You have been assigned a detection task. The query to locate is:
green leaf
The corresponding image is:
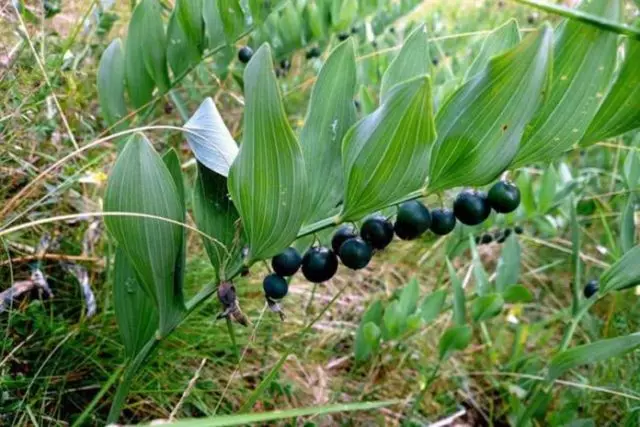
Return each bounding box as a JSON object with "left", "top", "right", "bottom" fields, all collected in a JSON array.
[
  {"left": 97, "top": 39, "right": 127, "bottom": 129},
  {"left": 113, "top": 248, "right": 158, "bottom": 358},
  {"left": 582, "top": 39, "right": 640, "bottom": 144},
  {"left": 513, "top": 0, "right": 640, "bottom": 40},
  {"left": 601, "top": 245, "right": 640, "bottom": 291},
  {"left": 184, "top": 98, "right": 239, "bottom": 177},
  {"left": 218, "top": 0, "right": 246, "bottom": 42},
  {"left": 299, "top": 40, "right": 357, "bottom": 223},
  {"left": 203, "top": 0, "right": 226, "bottom": 49},
  {"left": 194, "top": 162, "right": 244, "bottom": 281},
  {"left": 548, "top": 333, "right": 640, "bottom": 381},
  {"left": 124, "top": 29, "right": 154, "bottom": 107},
  {"left": 439, "top": 325, "right": 472, "bottom": 360},
  {"left": 331, "top": 0, "right": 358, "bottom": 31},
  {"left": 502, "top": 284, "right": 533, "bottom": 303},
  {"left": 447, "top": 258, "right": 466, "bottom": 326},
  {"left": 470, "top": 236, "right": 490, "bottom": 295},
  {"left": 341, "top": 75, "right": 435, "bottom": 220},
  {"left": 129, "top": 0, "right": 170, "bottom": 93},
  {"left": 358, "top": 85, "right": 375, "bottom": 115},
  {"left": 464, "top": 19, "right": 520, "bottom": 82},
  {"left": 167, "top": 0, "right": 204, "bottom": 77},
  {"left": 398, "top": 277, "right": 420, "bottom": 318},
  {"left": 537, "top": 164, "right": 557, "bottom": 214},
  {"left": 419, "top": 289, "right": 446, "bottom": 323},
  {"left": 354, "top": 300, "right": 383, "bottom": 362},
  {"left": 512, "top": 0, "right": 621, "bottom": 167},
  {"left": 154, "top": 400, "right": 401, "bottom": 426},
  {"left": 471, "top": 293, "right": 504, "bottom": 322},
  {"left": 495, "top": 235, "right": 521, "bottom": 292},
  {"left": 228, "top": 44, "right": 308, "bottom": 261},
  {"left": 517, "top": 171, "right": 537, "bottom": 215},
  {"left": 621, "top": 195, "right": 636, "bottom": 255},
  {"left": 623, "top": 150, "right": 640, "bottom": 191},
  {"left": 278, "top": 2, "right": 304, "bottom": 50},
  {"left": 104, "top": 134, "right": 185, "bottom": 333},
  {"left": 429, "top": 25, "right": 553, "bottom": 190},
  {"left": 162, "top": 148, "right": 185, "bottom": 207},
  {"left": 380, "top": 24, "right": 430, "bottom": 103},
  {"left": 382, "top": 301, "right": 402, "bottom": 339}
]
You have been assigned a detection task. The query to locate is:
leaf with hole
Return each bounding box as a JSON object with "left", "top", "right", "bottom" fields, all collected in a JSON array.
[
  {"left": 299, "top": 40, "right": 357, "bottom": 223},
  {"left": 228, "top": 44, "right": 308, "bottom": 261},
  {"left": 429, "top": 25, "right": 553, "bottom": 190},
  {"left": 104, "top": 134, "right": 185, "bottom": 333},
  {"left": 341, "top": 75, "right": 435, "bottom": 220},
  {"left": 97, "top": 39, "right": 127, "bottom": 129},
  {"left": 512, "top": 0, "right": 621, "bottom": 166},
  {"left": 184, "top": 97, "right": 239, "bottom": 177}
]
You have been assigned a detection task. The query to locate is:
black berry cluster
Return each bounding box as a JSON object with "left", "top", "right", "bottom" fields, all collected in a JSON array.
[
  {"left": 474, "top": 226, "right": 524, "bottom": 245},
  {"left": 454, "top": 180, "right": 521, "bottom": 227}
]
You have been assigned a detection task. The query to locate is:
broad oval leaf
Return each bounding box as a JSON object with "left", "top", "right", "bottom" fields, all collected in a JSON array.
[
  {"left": 439, "top": 325, "right": 472, "bottom": 360},
  {"left": 167, "top": 0, "right": 204, "bottom": 77},
  {"left": 218, "top": 0, "right": 246, "bottom": 42},
  {"left": 600, "top": 245, "right": 640, "bottom": 291},
  {"left": 194, "top": 162, "right": 245, "bottom": 281},
  {"left": 502, "top": 284, "right": 534, "bottom": 303},
  {"left": 382, "top": 300, "right": 403, "bottom": 339},
  {"left": 582, "top": 38, "right": 640, "bottom": 145},
  {"left": 429, "top": 24, "right": 553, "bottom": 191},
  {"left": 299, "top": 40, "right": 357, "bottom": 223},
  {"left": 548, "top": 332, "right": 640, "bottom": 381},
  {"left": 380, "top": 24, "right": 430, "bottom": 103},
  {"left": 104, "top": 134, "right": 185, "bottom": 333},
  {"left": 419, "top": 289, "right": 446, "bottom": 323},
  {"left": 125, "top": 29, "right": 154, "bottom": 108},
  {"left": 98, "top": 39, "right": 127, "bottom": 129},
  {"left": 495, "top": 235, "right": 521, "bottom": 292},
  {"left": 184, "top": 97, "right": 239, "bottom": 177},
  {"left": 228, "top": 44, "right": 308, "bottom": 261},
  {"left": 512, "top": 0, "right": 621, "bottom": 167},
  {"left": 341, "top": 75, "right": 435, "bottom": 220},
  {"left": 278, "top": 2, "right": 304, "bottom": 51},
  {"left": 203, "top": 0, "right": 226, "bottom": 49},
  {"left": 471, "top": 293, "right": 504, "bottom": 322},
  {"left": 354, "top": 300, "right": 384, "bottom": 362},
  {"left": 464, "top": 19, "right": 520, "bottom": 82},
  {"left": 331, "top": 0, "right": 358, "bottom": 31},
  {"left": 113, "top": 248, "right": 158, "bottom": 358},
  {"left": 398, "top": 277, "right": 420, "bottom": 318}
]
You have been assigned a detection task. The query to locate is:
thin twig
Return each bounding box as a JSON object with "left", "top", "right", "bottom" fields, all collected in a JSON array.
[{"left": 169, "top": 358, "right": 207, "bottom": 421}]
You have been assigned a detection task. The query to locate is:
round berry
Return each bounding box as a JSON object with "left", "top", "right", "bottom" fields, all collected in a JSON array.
[
  {"left": 337, "top": 32, "right": 349, "bottom": 41},
  {"left": 263, "top": 274, "right": 288, "bottom": 300},
  {"left": 430, "top": 208, "right": 456, "bottom": 235},
  {"left": 480, "top": 233, "right": 493, "bottom": 245},
  {"left": 301, "top": 247, "right": 338, "bottom": 283},
  {"left": 238, "top": 46, "right": 253, "bottom": 64},
  {"left": 503, "top": 228, "right": 512, "bottom": 238},
  {"left": 453, "top": 189, "right": 492, "bottom": 226},
  {"left": 271, "top": 247, "right": 302, "bottom": 276},
  {"left": 488, "top": 181, "right": 521, "bottom": 213},
  {"left": 306, "top": 46, "right": 321, "bottom": 59},
  {"left": 360, "top": 215, "right": 394, "bottom": 249},
  {"left": 331, "top": 224, "right": 358, "bottom": 254},
  {"left": 394, "top": 201, "right": 431, "bottom": 240},
  {"left": 280, "top": 58, "right": 291, "bottom": 71},
  {"left": 514, "top": 225, "right": 524, "bottom": 234},
  {"left": 339, "top": 237, "right": 373, "bottom": 270},
  {"left": 583, "top": 280, "right": 599, "bottom": 299}
]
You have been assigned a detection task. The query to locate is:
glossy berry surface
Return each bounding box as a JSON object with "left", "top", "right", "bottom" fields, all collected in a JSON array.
[
  {"left": 453, "top": 189, "right": 492, "bottom": 226},
  {"left": 238, "top": 46, "right": 253, "bottom": 64},
  {"left": 480, "top": 234, "right": 493, "bottom": 244},
  {"left": 430, "top": 208, "right": 456, "bottom": 235},
  {"left": 306, "top": 47, "right": 321, "bottom": 59},
  {"left": 360, "top": 215, "right": 394, "bottom": 249},
  {"left": 331, "top": 224, "right": 358, "bottom": 254},
  {"left": 488, "top": 181, "right": 521, "bottom": 213},
  {"left": 271, "top": 247, "right": 302, "bottom": 277},
  {"left": 394, "top": 201, "right": 431, "bottom": 240},
  {"left": 339, "top": 237, "right": 373, "bottom": 270},
  {"left": 263, "top": 274, "right": 288, "bottom": 300},
  {"left": 302, "top": 247, "right": 338, "bottom": 283},
  {"left": 514, "top": 226, "right": 524, "bottom": 234},
  {"left": 583, "top": 280, "right": 599, "bottom": 298}
]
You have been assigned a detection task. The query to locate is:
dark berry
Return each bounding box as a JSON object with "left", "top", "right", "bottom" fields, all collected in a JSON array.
[
  {"left": 388, "top": 26, "right": 395, "bottom": 33},
  {"left": 301, "top": 247, "right": 338, "bottom": 283},
  {"left": 263, "top": 274, "right": 288, "bottom": 300},
  {"left": 280, "top": 58, "right": 291, "bottom": 70},
  {"left": 432, "top": 57, "right": 439, "bottom": 66},
  {"left": 394, "top": 200, "right": 431, "bottom": 240},
  {"left": 453, "top": 189, "right": 492, "bottom": 226},
  {"left": 527, "top": 14, "right": 536, "bottom": 24},
  {"left": 360, "top": 215, "right": 394, "bottom": 249},
  {"left": 497, "top": 236, "right": 506, "bottom": 244},
  {"left": 430, "top": 208, "right": 456, "bottom": 235},
  {"left": 331, "top": 224, "right": 358, "bottom": 254},
  {"left": 271, "top": 247, "right": 302, "bottom": 276},
  {"left": 488, "top": 181, "right": 521, "bottom": 213},
  {"left": 337, "top": 32, "right": 349, "bottom": 41},
  {"left": 371, "top": 40, "right": 378, "bottom": 49},
  {"left": 338, "top": 237, "right": 373, "bottom": 270},
  {"left": 354, "top": 99, "right": 361, "bottom": 112},
  {"left": 583, "top": 280, "right": 599, "bottom": 298},
  {"left": 480, "top": 234, "right": 493, "bottom": 244},
  {"left": 514, "top": 226, "right": 524, "bottom": 234},
  {"left": 503, "top": 228, "right": 512, "bottom": 238},
  {"left": 306, "top": 46, "right": 321, "bottom": 59},
  {"left": 238, "top": 46, "right": 253, "bottom": 64},
  {"left": 351, "top": 26, "right": 359, "bottom": 34},
  {"left": 474, "top": 235, "right": 481, "bottom": 244}
]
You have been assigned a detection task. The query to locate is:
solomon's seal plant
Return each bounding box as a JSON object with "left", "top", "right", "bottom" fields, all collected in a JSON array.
[{"left": 95, "top": 0, "right": 640, "bottom": 423}]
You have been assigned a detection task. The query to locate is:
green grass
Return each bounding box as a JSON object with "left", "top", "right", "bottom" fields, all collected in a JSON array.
[{"left": 2, "top": 0, "right": 640, "bottom": 425}]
